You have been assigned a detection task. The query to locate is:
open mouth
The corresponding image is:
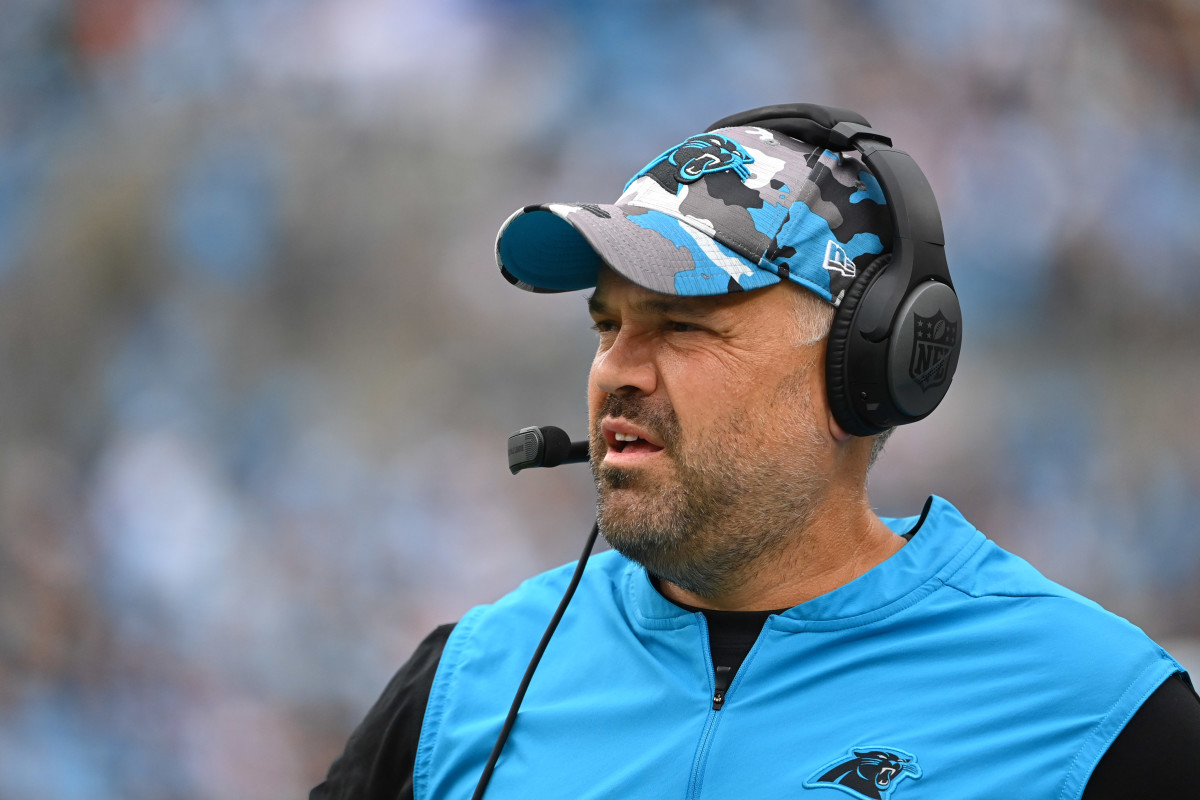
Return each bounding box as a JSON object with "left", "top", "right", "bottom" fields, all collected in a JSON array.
[
  {"left": 609, "top": 432, "right": 664, "bottom": 455},
  {"left": 601, "top": 421, "right": 666, "bottom": 458}
]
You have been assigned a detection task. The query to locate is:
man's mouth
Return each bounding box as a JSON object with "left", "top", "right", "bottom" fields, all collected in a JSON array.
[
  {"left": 601, "top": 420, "right": 666, "bottom": 462},
  {"left": 611, "top": 432, "right": 664, "bottom": 454}
]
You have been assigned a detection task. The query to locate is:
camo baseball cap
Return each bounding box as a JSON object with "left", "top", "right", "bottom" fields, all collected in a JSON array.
[{"left": 495, "top": 125, "right": 893, "bottom": 306}]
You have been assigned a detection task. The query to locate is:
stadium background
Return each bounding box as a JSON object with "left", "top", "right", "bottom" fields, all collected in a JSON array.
[{"left": 1, "top": 1, "right": 1199, "bottom": 796}]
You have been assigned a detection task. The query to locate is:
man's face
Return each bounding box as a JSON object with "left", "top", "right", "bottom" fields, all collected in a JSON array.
[{"left": 587, "top": 268, "right": 837, "bottom": 600}]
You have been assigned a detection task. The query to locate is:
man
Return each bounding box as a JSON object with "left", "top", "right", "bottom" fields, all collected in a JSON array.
[{"left": 313, "top": 105, "right": 1200, "bottom": 799}]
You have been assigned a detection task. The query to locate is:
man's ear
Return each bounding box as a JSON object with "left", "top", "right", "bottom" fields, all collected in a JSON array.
[{"left": 828, "top": 409, "right": 852, "bottom": 443}]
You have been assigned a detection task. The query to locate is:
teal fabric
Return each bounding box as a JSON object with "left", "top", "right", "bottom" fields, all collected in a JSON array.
[{"left": 414, "top": 497, "right": 1183, "bottom": 799}]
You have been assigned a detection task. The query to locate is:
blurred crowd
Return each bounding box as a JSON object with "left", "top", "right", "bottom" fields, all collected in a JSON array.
[{"left": 2, "top": 0, "right": 1199, "bottom": 797}]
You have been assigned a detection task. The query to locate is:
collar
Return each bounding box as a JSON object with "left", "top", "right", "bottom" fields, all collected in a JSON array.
[{"left": 624, "top": 496, "right": 985, "bottom": 632}]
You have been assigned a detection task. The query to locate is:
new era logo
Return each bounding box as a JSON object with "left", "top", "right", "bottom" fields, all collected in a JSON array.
[{"left": 824, "top": 240, "right": 856, "bottom": 278}]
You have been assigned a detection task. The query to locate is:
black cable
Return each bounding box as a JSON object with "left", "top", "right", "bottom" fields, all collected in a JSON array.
[{"left": 470, "top": 519, "right": 601, "bottom": 799}]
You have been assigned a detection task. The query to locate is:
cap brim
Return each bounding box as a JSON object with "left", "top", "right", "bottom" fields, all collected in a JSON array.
[{"left": 496, "top": 203, "right": 780, "bottom": 297}]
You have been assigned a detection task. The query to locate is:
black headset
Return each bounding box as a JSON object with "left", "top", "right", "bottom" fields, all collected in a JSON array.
[{"left": 707, "top": 103, "right": 962, "bottom": 437}]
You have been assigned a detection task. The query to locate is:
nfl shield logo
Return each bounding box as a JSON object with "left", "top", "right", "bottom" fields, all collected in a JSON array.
[{"left": 909, "top": 311, "right": 957, "bottom": 391}]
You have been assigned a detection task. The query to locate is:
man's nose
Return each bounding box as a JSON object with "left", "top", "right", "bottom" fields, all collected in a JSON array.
[{"left": 591, "top": 332, "right": 658, "bottom": 397}]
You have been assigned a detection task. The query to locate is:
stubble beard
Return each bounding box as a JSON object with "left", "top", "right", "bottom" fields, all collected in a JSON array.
[{"left": 591, "top": 381, "right": 828, "bottom": 601}]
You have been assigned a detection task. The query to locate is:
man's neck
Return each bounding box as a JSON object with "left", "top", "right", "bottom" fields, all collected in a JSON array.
[{"left": 657, "top": 500, "right": 906, "bottom": 612}]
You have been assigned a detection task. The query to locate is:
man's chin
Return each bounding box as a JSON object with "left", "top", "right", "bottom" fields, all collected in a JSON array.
[
  {"left": 597, "top": 476, "right": 655, "bottom": 525},
  {"left": 596, "top": 483, "right": 648, "bottom": 524},
  {"left": 595, "top": 450, "right": 678, "bottom": 486},
  {"left": 596, "top": 464, "right": 638, "bottom": 490}
]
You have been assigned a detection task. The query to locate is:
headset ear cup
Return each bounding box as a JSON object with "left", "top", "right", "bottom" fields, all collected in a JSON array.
[{"left": 826, "top": 253, "right": 892, "bottom": 437}]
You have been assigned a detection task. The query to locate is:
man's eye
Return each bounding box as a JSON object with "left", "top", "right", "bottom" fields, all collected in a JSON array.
[
  {"left": 591, "top": 320, "right": 617, "bottom": 334},
  {"left": 667, "top": 321, "right": 699, "bottom": 333}
]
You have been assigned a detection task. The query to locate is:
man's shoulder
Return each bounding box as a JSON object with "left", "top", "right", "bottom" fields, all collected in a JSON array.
[
  {"left": 896, "top": 497, "right": 1131, "bottom": 611},
  {"left": 926, "top": 510, "right": 1182, "bottom": 683},
  {"left": 898, "top": 497, "right": 1176, "bottom": 670},
  {"left": 428, "top": 548, "right": 640, "bottom": 740},
  {"left": 457, "top": 549, "right": 634, "bottom": 633}
]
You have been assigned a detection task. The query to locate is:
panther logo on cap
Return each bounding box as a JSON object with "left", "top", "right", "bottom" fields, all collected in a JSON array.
[{"left": 626, "top": 133, "right": 754, "bottom": 193}]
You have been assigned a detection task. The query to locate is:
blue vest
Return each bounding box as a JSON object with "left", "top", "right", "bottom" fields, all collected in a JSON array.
[{"left": 414, "top": 497, "right": 1182, "bottom": 799}]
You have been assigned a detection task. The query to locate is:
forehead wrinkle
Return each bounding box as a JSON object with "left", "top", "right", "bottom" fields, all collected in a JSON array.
[{"left": 587, "top": 289, "right": 722, "bottom": 318}]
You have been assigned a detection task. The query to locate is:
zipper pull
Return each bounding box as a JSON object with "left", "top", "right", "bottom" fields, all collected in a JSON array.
[{"left": 712, "top": 665, "right": 732, "bottom": 710}]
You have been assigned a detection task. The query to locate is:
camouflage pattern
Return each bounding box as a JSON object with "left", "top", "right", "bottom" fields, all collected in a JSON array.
[{"left": 495, "top": 125, "right": 893, "bottom": 306}]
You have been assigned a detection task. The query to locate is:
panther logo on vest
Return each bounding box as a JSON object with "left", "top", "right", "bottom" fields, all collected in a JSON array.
[
  {"left": 628, "top": 133, "right": 754, "bottom": 193},
  {"left": 803, "top": 747, "right": 922, "bottom": 799},
  {"left": 910, "top": 311, "right": 957, "bottom": 391}
]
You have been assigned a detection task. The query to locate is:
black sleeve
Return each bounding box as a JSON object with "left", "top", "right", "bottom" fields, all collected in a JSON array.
[
  {"left": 310, "top": 623, "right": 455, "bottom": 800},
  {"left": 1082, "top": 671, "right": 1200, "bottom": 799}
]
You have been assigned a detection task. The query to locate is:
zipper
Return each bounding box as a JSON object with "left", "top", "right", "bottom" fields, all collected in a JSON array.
[
  {"left": 711, "top": 665, "right": 732, "bottom": 710},
  {"left": 688, "top": 615, "right": 731, "bottom": 799},
  {"left": 689, "top": 615, "right": 773, "bottom": 798}
]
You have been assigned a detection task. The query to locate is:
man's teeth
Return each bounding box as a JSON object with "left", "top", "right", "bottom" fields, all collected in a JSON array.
[{"left": 614, "top": 432, "right": 640, "bottom": 442}]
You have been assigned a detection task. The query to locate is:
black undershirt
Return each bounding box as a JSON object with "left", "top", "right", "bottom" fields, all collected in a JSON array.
[
  {"left": 678, "top": 603, "right": 782, "bottom": 710},
  {"left": 692, "top": 605, "right": 781, "bottom": 676}
]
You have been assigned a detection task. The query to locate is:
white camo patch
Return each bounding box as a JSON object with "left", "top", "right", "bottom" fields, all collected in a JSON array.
[
  {"left": 548, "top": 203, "right": 582, "bottom": 218},
  {"left": 742, "top": 126, "right": 778, "bottom": 144},
  {"left": 619, "top": 177, "right": 719, "bottom": 237},
  {"left": 677, "top": 223, "right": 754, "bottom": 281},
  {"left": 741, "top": 144, "right": 786, "bottom": 190},
  {"left": 617, "top": 175, "right": 687, "bottom": 216}
]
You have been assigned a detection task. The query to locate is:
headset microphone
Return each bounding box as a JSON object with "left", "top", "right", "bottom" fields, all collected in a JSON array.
[
  {"left": 474, "top": 427, "right": 597, "bottom": 799},
  {"left": 507, "top": 425, "right": 590, "bottom": 473}
]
